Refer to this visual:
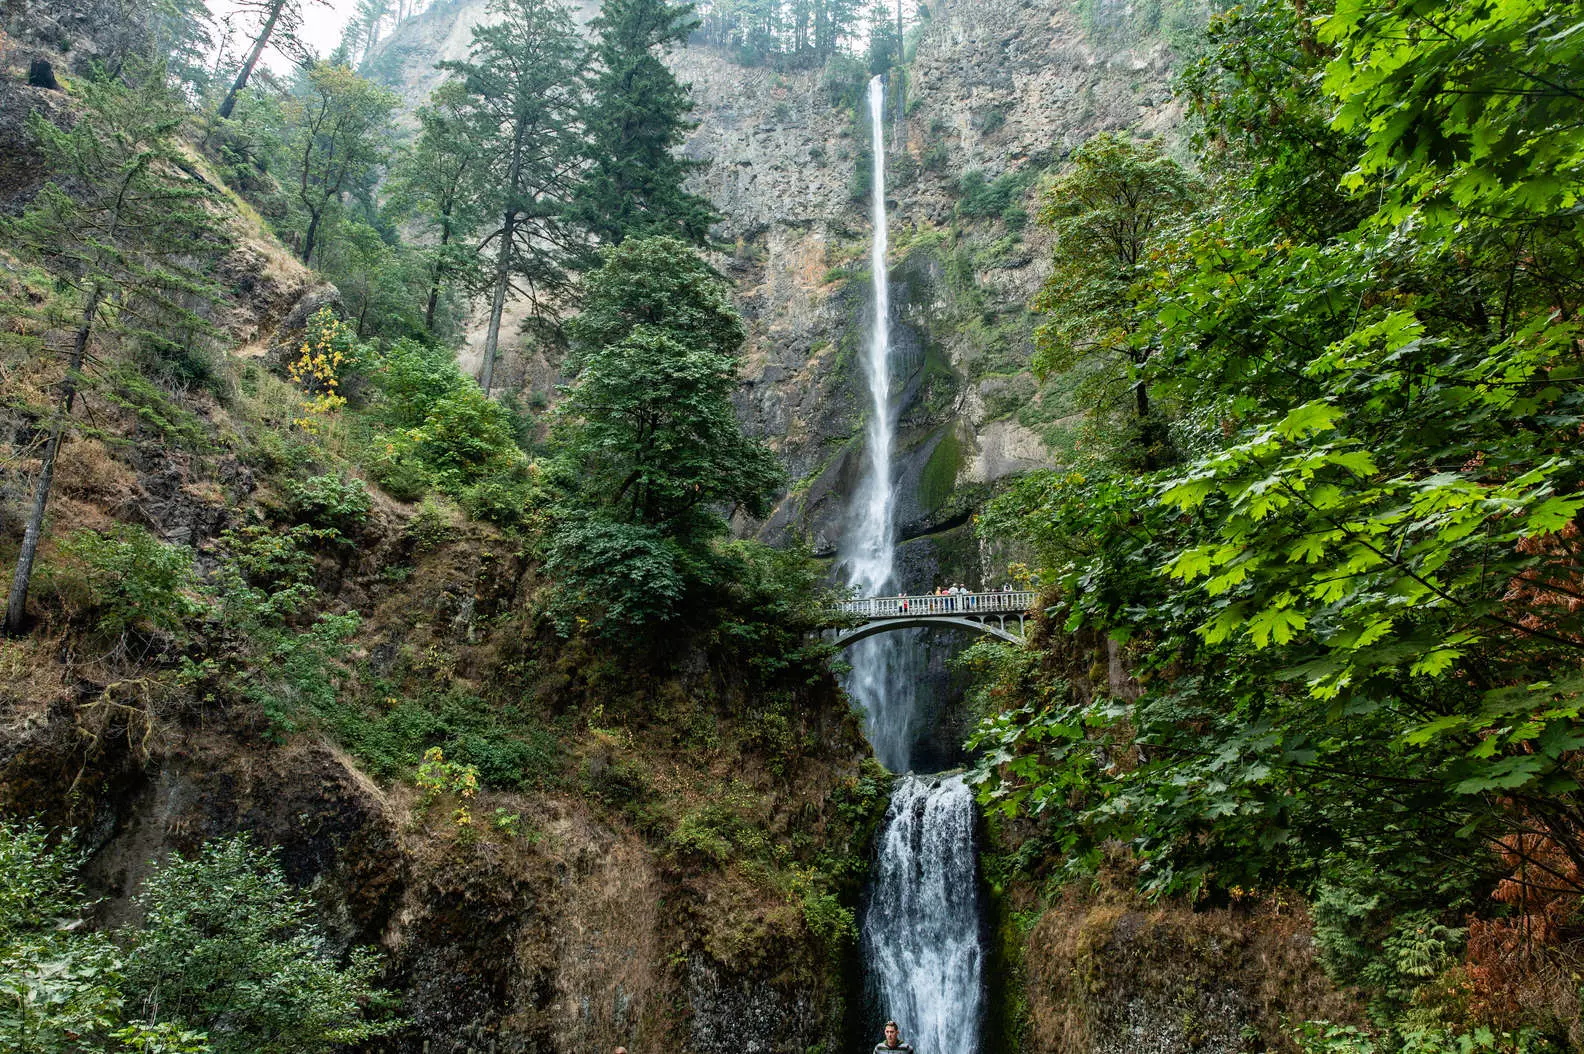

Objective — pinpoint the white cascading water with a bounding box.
[843,75,985,1054]
[844,74,918,773]
[864,774,986,1054]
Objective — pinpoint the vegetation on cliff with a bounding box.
[973,0,1584,1047]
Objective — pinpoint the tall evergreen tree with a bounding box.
[570,0,717,249]
[545,236,781,631]
[216,0,323,120]
[1,66,227,634]
[442,0,586,394]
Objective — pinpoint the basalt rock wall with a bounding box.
[368,0,1184,585]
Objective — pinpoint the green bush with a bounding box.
[0,820,212,1054]
[372,338,461,427]
[53,525,201,638]
[286,474,371,536]
[123,835,399,1054]
[458,464,537,529]
[419,387,520,490]
[404,496,456,552]
[320,687,561,790]
[956,168,1035,220]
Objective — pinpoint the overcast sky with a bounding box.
[207,0,356,73]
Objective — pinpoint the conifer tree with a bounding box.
[216,0,324,120]
[442,0,586,394]
[1,66,227,634]
[570,0,717,249]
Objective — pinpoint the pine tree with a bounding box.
[1,66,228,634]
[442,0,587,394]
[216,0,323,120]
[570,0,717,250]
[545,236,782,631]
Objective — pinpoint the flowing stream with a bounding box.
[842,75,986,1054]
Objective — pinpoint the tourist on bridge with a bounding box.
[874,1021,914,1054]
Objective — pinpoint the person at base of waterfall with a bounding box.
[873,1020,914,1054]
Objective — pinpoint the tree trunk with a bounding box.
[218,0,287,120]
[481,116,527,396]
[301,206,322,265]
[6,287,98,635]
[480,209,515,396]
[424,213,453,331]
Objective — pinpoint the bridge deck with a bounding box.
[834,590,1038,619]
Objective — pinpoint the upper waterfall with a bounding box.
[847,74,898,601]
[842,75,919,772]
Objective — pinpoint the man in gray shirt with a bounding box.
[874,1021,914,1054]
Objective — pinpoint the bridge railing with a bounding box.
[833,591,1038,618]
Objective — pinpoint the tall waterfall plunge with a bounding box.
[842,76,986,1054]
[844,75,920,774]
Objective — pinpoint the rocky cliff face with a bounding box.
[368,0,1182,585]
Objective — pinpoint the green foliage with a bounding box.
[439,0,586,387]
[372,338,465,428]
[279,64,397,265]
[571,0,717,247]
[124,835,399,1053]
[358,338,531,521]
[1291,1021,1558,1054]
[545,237,782,633]
[286,475,371,537]
[320,685,561,790]
[971,1,1584,1039]
[1030,133,1197,466]
[52,526,201,640]
[0,821,140,1053]
[193,525,362,736]
[1,62,226,362]
[956,168,1034,220]
[404,496,457,552]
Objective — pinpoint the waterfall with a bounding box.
[844,74,919,773]
[842,75,986,1054]
[863,775,986,1054]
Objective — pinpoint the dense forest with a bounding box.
[0,0,1582,1051]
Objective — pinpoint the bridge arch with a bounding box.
[832,615,1024,649]
[826,591,1036,649]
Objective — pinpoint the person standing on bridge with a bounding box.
[874,1021,914,1054]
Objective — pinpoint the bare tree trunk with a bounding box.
[301,205,323,264]
[6,287,99,635]
[480,210,515,397]
[218,0,287,120]
[424,212,453,330]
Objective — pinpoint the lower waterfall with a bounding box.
[863,775,986,1054]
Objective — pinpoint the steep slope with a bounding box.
[0,57,884,1054]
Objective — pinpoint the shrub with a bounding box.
[123,835,400,1054]
[417,387,519,491]
[372,337,461,428]
[0,821,211,1054]
[286,308,361,431]
[53,525,201,639]
[404,495,456,552]
[286,474,371,536]
[458,464,536,529]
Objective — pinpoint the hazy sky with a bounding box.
[207,0,356,73]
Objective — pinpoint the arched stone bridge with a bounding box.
[829,591,1038,648]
